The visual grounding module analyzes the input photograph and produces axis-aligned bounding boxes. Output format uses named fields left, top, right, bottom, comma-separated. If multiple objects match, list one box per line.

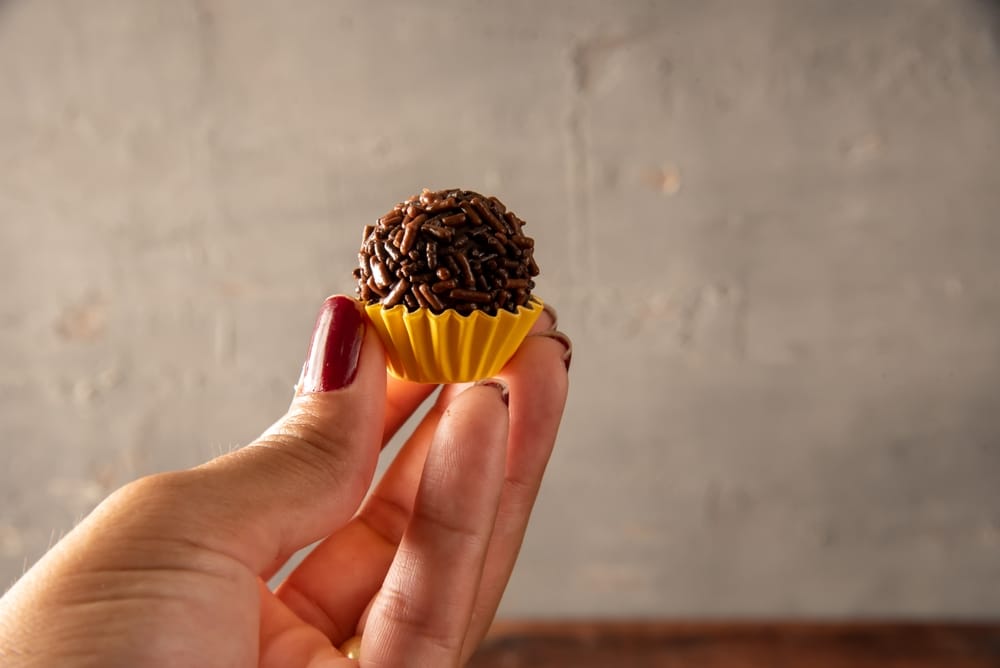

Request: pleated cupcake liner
left=364, top=298, right=544, bottom=384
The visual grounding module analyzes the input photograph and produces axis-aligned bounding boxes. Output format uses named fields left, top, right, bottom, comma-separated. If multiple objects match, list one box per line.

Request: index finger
left=363, top=381, right=511, bottom=666
left=460, top=318, right=570, bottom=659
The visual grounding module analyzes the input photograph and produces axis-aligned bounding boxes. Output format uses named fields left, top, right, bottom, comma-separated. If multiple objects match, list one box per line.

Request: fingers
left=274, top=385, right=454, bottom=643
left=253, top=375, right=434, bottom=586
left=459, top=317, right=570, bottom=660
left=358, top=383, right=467, bottom=545
left=266, top=303, right=565, bottom=662
left=275, top=304, right=563, bottom=647
left=258, top=580, right=357, bottom=668
left=361, top=382, right=510, bottom=667
left=273, top=311, right=558, bottom=642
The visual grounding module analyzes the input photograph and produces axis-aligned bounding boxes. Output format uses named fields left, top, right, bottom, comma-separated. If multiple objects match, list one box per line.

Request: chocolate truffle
left=354, top=188, right=539, bottom=316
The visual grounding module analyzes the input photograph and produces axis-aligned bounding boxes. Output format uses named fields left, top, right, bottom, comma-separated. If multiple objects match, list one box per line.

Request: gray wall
left=2, top=0, right=999, bottom=617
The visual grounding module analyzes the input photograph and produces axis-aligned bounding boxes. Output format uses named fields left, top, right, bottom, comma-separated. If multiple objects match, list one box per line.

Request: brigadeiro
left=355, top=188, right=544, bottom=383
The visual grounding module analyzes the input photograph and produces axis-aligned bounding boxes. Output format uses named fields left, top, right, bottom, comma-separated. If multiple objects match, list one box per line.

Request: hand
left=0, top=296, right=570, bottom=667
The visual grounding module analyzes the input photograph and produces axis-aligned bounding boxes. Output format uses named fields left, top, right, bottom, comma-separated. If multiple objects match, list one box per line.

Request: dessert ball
left=355, top=188, right=539, bottom=316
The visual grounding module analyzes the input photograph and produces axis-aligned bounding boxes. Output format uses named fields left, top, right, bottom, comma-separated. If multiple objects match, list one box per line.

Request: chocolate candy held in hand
left=355, top=188, right=544, bottom=383
left=354, top=189, right=539, bottom=315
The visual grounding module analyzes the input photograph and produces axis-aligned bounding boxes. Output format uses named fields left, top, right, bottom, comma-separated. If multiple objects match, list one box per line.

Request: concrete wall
left=1, top=0, right=999, bottom=616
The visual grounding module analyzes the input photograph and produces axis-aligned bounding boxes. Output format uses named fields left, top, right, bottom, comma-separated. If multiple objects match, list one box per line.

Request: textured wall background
left=2, top=0, right=999, bottom=617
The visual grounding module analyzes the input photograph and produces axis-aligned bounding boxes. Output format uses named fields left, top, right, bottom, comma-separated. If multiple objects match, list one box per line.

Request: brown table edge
left=472, top=619, right=1000, bottom=665
left=484, top=619, right=1000, bottom=638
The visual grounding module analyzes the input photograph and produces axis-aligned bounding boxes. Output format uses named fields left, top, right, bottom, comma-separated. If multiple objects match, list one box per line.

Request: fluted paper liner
left=364, top=299, right=544, bottom=384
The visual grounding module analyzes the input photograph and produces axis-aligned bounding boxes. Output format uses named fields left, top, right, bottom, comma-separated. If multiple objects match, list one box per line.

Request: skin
left=0, top=303, right=569, bottom=667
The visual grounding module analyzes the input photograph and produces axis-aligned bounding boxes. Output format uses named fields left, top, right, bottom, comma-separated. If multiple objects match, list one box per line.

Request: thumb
left=117, top=296, right=387, bottom=574
left=219, top=295, right=387, bottom=566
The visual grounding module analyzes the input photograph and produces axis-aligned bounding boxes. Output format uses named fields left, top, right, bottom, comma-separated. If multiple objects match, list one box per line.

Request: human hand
left=0, top=295, right=570, bottom=667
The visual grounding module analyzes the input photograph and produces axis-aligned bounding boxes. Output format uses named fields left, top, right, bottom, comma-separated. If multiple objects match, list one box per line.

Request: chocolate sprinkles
left=355, top=188, right=539, bottom=315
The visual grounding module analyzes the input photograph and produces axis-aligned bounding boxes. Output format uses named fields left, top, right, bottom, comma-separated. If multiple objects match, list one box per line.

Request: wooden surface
left=468, top=621, right=1000, bottom=667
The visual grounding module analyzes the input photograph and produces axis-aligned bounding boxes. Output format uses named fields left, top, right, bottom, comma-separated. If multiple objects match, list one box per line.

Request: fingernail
left=299, top=296, right=365, bottom=393
left=475, top=378, right=509, bottom=405
left=530, top=330, right=573, bottom=371
left=541, top=303, right=559, bottom=330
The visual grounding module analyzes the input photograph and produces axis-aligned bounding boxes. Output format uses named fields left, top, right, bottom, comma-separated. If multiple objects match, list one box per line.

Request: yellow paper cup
left=364, top=299, right=544, bottom=384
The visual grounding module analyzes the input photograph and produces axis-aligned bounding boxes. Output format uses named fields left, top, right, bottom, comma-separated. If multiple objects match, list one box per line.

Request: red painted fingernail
left=299, top=296, right=365, bottom=393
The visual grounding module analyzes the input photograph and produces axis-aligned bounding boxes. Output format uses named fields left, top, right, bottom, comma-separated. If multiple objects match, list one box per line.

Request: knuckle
left=358, top=492, right=412, bottom=546
left=253, top=428, right=354, bottom=490
left=413, top=501, right=488, bottom=551
left=377, top=579, right=464, bottom=658
left=87, top=472, right=217, bottom=549
left=105, top=471, right=195, bottom=516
